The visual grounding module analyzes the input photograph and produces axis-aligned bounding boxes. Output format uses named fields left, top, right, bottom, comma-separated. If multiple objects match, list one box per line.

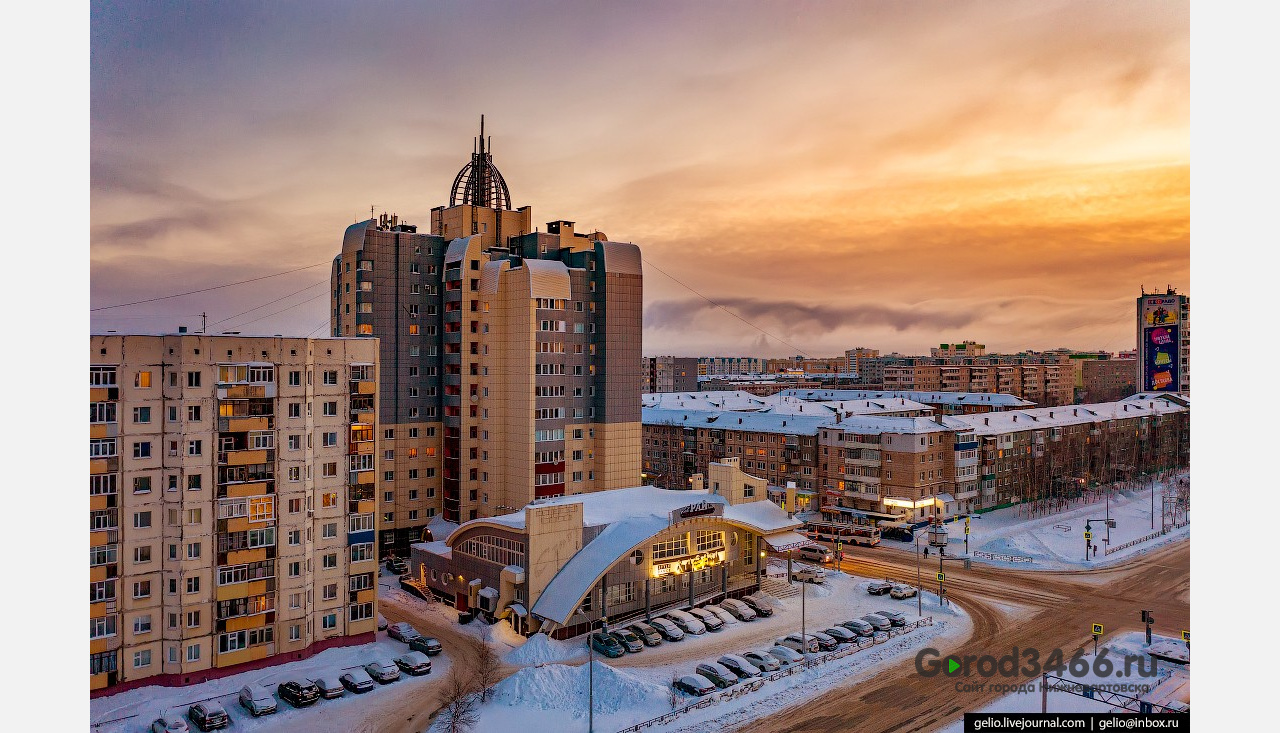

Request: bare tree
left=669, top=675, right=683, bottom=710
left=437, top=668, right=480, bottom=733
left=467, top=632, right=501, bottom=703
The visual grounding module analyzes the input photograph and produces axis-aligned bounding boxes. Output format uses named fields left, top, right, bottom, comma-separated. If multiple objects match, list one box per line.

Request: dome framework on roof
left=449, top=115, right=513, bottom=210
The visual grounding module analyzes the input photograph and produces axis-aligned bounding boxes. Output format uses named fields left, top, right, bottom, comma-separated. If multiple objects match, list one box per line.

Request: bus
left=804, top=521, right=881, bottom=547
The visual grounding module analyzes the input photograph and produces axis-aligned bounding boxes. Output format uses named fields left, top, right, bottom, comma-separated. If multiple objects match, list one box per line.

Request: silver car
left=364, top=659, right=401, bottom=683
left=861, top=614, right=892, bottom=632
left=876, top=609, right=907, bottom=626
left=742, top=649, right=781, bottom=672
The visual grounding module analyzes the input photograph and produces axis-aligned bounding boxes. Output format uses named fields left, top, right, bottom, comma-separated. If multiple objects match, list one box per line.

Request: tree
left=669, top=675, right=683, bottom=711
left=437, top=668, right=480, bottom=733
left=468, top=632, right=501, bottom=703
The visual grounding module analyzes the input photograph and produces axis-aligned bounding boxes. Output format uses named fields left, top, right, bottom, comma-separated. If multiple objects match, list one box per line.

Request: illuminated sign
left=884, top=497, right=935, bottom=509
left=1142, top=296, right=1181, bottom=327
left=1143, top=325, right=1179, bottom=392
left=652, top=550, right=725, bottom=578
left=670, top=501, right=723, bottom=522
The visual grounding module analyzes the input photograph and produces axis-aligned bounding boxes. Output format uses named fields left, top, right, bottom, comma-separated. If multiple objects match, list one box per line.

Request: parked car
left=688, top=607, right=724, bottom=632
left=239, top=685, right=277, bottom=717
left=387, top=621, right=422, bottom=643
left=409, top=636, right=444, bottom=656
left=385, top=557, right=408, bottom=574
left=718, top=654, right=762, bottom=678
left=649, top=616, right=685, bottom=641
left=719, top=598, right=758, bottom=622
left=890, top=585, right=917, bottom=600
left=695, top=662, right=740, bottom=689
left=768, top=645, right=805, bottom=666
left=798, top=544, right=834, bottom=563
left=340, top=668, right=376, bottom=693
left=609, top=628, right=644, bottom=653
left=590, top=631, right=626, bottom=658
left=876, top=609, right=907, bottom=627
left=673, top=674, right=717, bottom=697
left=777, top=633, right=820, bottom=654
left=666, top=610, right=707, bottom=635
left=186, top=702, right=228, bottom=731
left=742, top=594, right=775, bottom=617
left=377, top=613, right=389, bottom=630
left=278, top=679, right=321, bottom=708
left=703, top=604, right=737, bottom=626
left=314, top=676, right=345, bottom=699
left=861, top=614, right=892, bottom=632
left=365, top=659, right=402, bottom=683
left=867, top=580, right=894, bottom=595
left=839, top=618, right=876, bottom=637
left=152, top=715, right=190, bottom=733
left=810, top=631, right=839, bottom=651
left=395, top=651, right=433, bottom=675
left=742, top=649, right=782, bottom=672
left=628, top=622, right=664, bottom=646
left=823, top=626, right=858, bottom=644
left=792, top=567, right=826, bottom=584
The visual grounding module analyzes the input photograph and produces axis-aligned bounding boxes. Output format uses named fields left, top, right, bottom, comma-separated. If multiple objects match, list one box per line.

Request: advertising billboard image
left=1144, top=325, right=1179, bottom=391
left=1143, top=296, right=1180, bottom=326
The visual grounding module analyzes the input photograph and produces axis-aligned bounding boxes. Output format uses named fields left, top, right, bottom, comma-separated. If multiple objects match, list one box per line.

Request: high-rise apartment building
left=643, top=356, right=698, bottom=393
left=90, top=335, right=379, bottom=694
left=331, top=121, right=643, bottom=553
left=1137, top=288, right=1190, bottom=395
left=845, top=348, right=880, bottom=383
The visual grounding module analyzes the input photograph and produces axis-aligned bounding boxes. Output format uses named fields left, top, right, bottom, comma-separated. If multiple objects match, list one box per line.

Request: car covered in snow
left=409, top=636, right=444, bottom=656
left=890, top=585, right=917, bottom=600
left=364, top=659, right=401, bottom=683
left=719, top=598, right=757, bottom=621
left=791, top=566, right=826, bottom=584
left=718, top=654, right=762, bottom=678
left=186, top=701, right=228, bottom=731
left=278, top=679, right=320, bottom=708
left=238, top=684, right=277, bottom=717
left=608, top=628, right=644, bottom=653
left=395, top=651, right=433, bottom=675
left=839, top=618, right=876, bottom=637
left=688, top=607, right=724, bottom=632
left=590, top=631, right=626, bottom=658
left=742, top=649, right=782, bottom=672
left=673, top=674, right=717, bottom=697
left=340, top=668, right=376, bottom=693
left=703, top=604, right=738, bottom=625
left=152, top=715, right=190, bottom=733
left=875, top=609, right=907, bottom=627
left=798, top=544, right=834, bottom=563
left=823, top=626, right=858, bottom=644
left=649, top=616, right=685, bottom=641
left=666, top=610, right=707, bottom=635
left=742, top=594, right=775, bottom=617
left=867, top=580, right=894, bottom=595
left=314, top=676, right=345, bottom=699
left=627, top=621, right=664, bottom=646
left=777, top=633, right=821, bottom=654
left=810, top=630, right=839, bottom=651
left=768, top=645, right=805, bottom=665
left=387, top=621, right=422, bottom=643
left=695, top=662, right=739, bottom=689
left=861, top=614, right=892, bottom=631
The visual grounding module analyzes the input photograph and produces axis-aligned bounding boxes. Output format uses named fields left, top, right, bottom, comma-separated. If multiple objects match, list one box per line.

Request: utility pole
left=801, top=575, right=807, bottom=655
left=915, top=533, right=923, bottom=616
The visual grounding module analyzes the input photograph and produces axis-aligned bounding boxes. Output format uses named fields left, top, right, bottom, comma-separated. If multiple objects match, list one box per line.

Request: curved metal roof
left=449, top=115, right=512, bottom=210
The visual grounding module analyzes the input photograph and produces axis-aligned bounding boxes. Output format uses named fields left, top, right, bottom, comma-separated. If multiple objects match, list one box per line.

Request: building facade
left=1136, top=288, right=1190, bottom=395
left=643, top=356, right=699, bottom=393
left=331, top=123, right=642, bottom=554
left=1081, top=356, right=1138, bottom=403
left=697, top=356, right=766, bottom=376
left=90, top=335, right=379, bottom=694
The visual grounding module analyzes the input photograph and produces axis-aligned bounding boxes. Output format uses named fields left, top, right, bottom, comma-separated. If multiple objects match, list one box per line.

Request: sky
left=90, top=0, right=1189, bottom=357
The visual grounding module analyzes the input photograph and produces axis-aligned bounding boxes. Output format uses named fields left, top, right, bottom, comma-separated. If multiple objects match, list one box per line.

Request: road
left=741, top=540, right=1190, bottom=733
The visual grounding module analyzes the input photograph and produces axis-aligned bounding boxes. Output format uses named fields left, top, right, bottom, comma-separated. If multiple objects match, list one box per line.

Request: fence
left=972, top=550, right=1034, bottom=564
left=1104, top=518, right=1191, bottom=556
left=614, top=617, right=934, bottom=733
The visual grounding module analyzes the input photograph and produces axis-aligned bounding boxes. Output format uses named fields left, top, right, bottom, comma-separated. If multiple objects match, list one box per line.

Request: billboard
left=1142, top=296, right=1181, bottom=327
left=1143, top=325, right=1179, bottom=391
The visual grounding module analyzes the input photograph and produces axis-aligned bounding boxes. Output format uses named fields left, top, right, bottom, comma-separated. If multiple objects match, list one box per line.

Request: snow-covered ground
left=434, top=567, right=968, bottom=733
left=89, top=636, right=451, bottom=733
left=945, top=471, right=1189, bottom=569
left=936, top=632, right=1190, bottom=731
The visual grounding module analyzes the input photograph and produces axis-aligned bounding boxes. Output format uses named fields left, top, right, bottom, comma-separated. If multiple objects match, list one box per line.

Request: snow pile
left=503, top=632, right=586, bottom=666
left=492, top=661, right=667, bottom=716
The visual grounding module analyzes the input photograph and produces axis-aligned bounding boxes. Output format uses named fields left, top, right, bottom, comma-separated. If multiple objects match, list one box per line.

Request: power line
left=306, top=317, right=333, bottom=338
left=219, top=291, right=329, bottom=332
left=207, top=279, right=328, bottom=329
left=641, top=256, right=813, bottom=357
left=90, top=261, right=331, bottom=312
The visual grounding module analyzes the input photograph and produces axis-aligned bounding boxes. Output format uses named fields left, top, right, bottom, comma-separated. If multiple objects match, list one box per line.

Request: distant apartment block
left=90, top=335, right=379, bottom=694
left=697, top=356, right=766, bottom=376
left=643, top=356, right=698, bottom=393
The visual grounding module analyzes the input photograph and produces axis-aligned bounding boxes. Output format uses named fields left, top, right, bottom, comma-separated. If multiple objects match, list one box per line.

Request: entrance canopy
left=764, top=531, right=811, bottom=551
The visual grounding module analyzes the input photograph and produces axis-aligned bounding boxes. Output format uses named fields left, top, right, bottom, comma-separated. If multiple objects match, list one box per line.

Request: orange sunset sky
left=90, top=0, right=1189, bottom=356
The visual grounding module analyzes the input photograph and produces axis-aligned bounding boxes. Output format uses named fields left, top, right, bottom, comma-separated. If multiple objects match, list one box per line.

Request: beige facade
left=90, top=335, right=378, bottom=693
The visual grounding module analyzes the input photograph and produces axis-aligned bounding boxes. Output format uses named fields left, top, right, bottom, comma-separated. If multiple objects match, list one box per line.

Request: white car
left=890, top=585, right=917, bottom=600
left=365, top=659, right=401, bottom=683
left=152, top=715, right=190, bottom=733
left=742, top=649, right=781, bottom=672
left=768, top=645, right=805, bottom=665
left=792, top=567, right=826, bottom=584
left=688, top=607, right=724, bottom=631
left=703, top=604, right=738, bottom=626
left=666, top=610, right=707, bottom=635
left=719, top=598, right=758, bottom=621
left=238, top=684, right=277, bottom=717
left=314, top=676, right=345, bottom=699
left=649, top=616, right=685, bottom=641
left=798, top=544, right=833, bottom=563
left=777, top=633, right=820, bottom=654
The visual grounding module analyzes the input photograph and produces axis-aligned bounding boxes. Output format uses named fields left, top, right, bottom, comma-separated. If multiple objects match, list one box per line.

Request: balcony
left=219, top=449, right=274, bottom=466
left=352, top=380, right=376, bottom=395
left=218, top=416, right=273, bottom=432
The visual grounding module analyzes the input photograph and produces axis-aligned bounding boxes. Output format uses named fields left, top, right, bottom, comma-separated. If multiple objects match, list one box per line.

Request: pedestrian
left=923, top=547, right=929, bottom=558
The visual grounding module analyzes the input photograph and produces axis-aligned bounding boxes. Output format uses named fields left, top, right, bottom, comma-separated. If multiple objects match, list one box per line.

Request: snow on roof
left=643, top=406, right=966, bottom=436
left=641, top=391, right=932, bottom=416
left=778, top=388, right=1034, bottom=408
left=954, top=400, right=1187, bottom=436
left=410, top=539, right=452, bottom=559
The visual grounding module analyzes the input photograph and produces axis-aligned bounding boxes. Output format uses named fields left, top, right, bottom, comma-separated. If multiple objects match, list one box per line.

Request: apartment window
left=130, top=475, right=152, bottom=494
left=288, top=530, right=301, bottom=546
left=322, top=401, right=338, bottom=416
left=187, top=644, right=200, bottom=662
left=187, top=542, right=201, bottom=559
left=323, top=583, right=338, bottom=600
left=133, top=511, right=151, bottom=529
left=133, top=580, right=151, bottom=599
left=289, top=593, right=301, bottom=609
left=186, top=577, right=200, bottom=594
left=323, top=370, right=338, bottom=385
left=187, top=474, right=202, bottom=491
left=133, top=545, right=151, bottom=564
left=187, top=371, right=201, bottom=388
left=134, top=371, right=152, bottom=388
left=133, top=615, right=152, bottom=634
left=322, top=522, right=337, bottom=539
left=186, top=610, right=200, bottom=628
left=351, top=543, right=375, bottom=563
left=187, top=508, right=202, bottom=524
left=90, top=438, right=117, bottom=458
left=289, top=370, right=302, bottom=386
left=288, top=466, right=301, bottom=481
left=323, top=432, right=338, bottom=447
left=289, top=403, right=301, bottom=418
left=288, top=499, right=302, bottom=514
left=187, top=440, right=202, bottom=456
left=289, top=562, right=301, bottom=578
left=322, top=462, right=337, bottom=477
left=322, top=613, right=337, bottom=631
left=90, top=616, right=117, bottom=639
left=384, top=471, right=394, bottom=481
left=322, top=492, right=338, bottom=508
left=289, top=624, right=301, bottom=641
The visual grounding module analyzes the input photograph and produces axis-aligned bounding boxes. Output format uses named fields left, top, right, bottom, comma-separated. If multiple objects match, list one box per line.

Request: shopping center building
left=408, top=458, right=808, bottom=638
